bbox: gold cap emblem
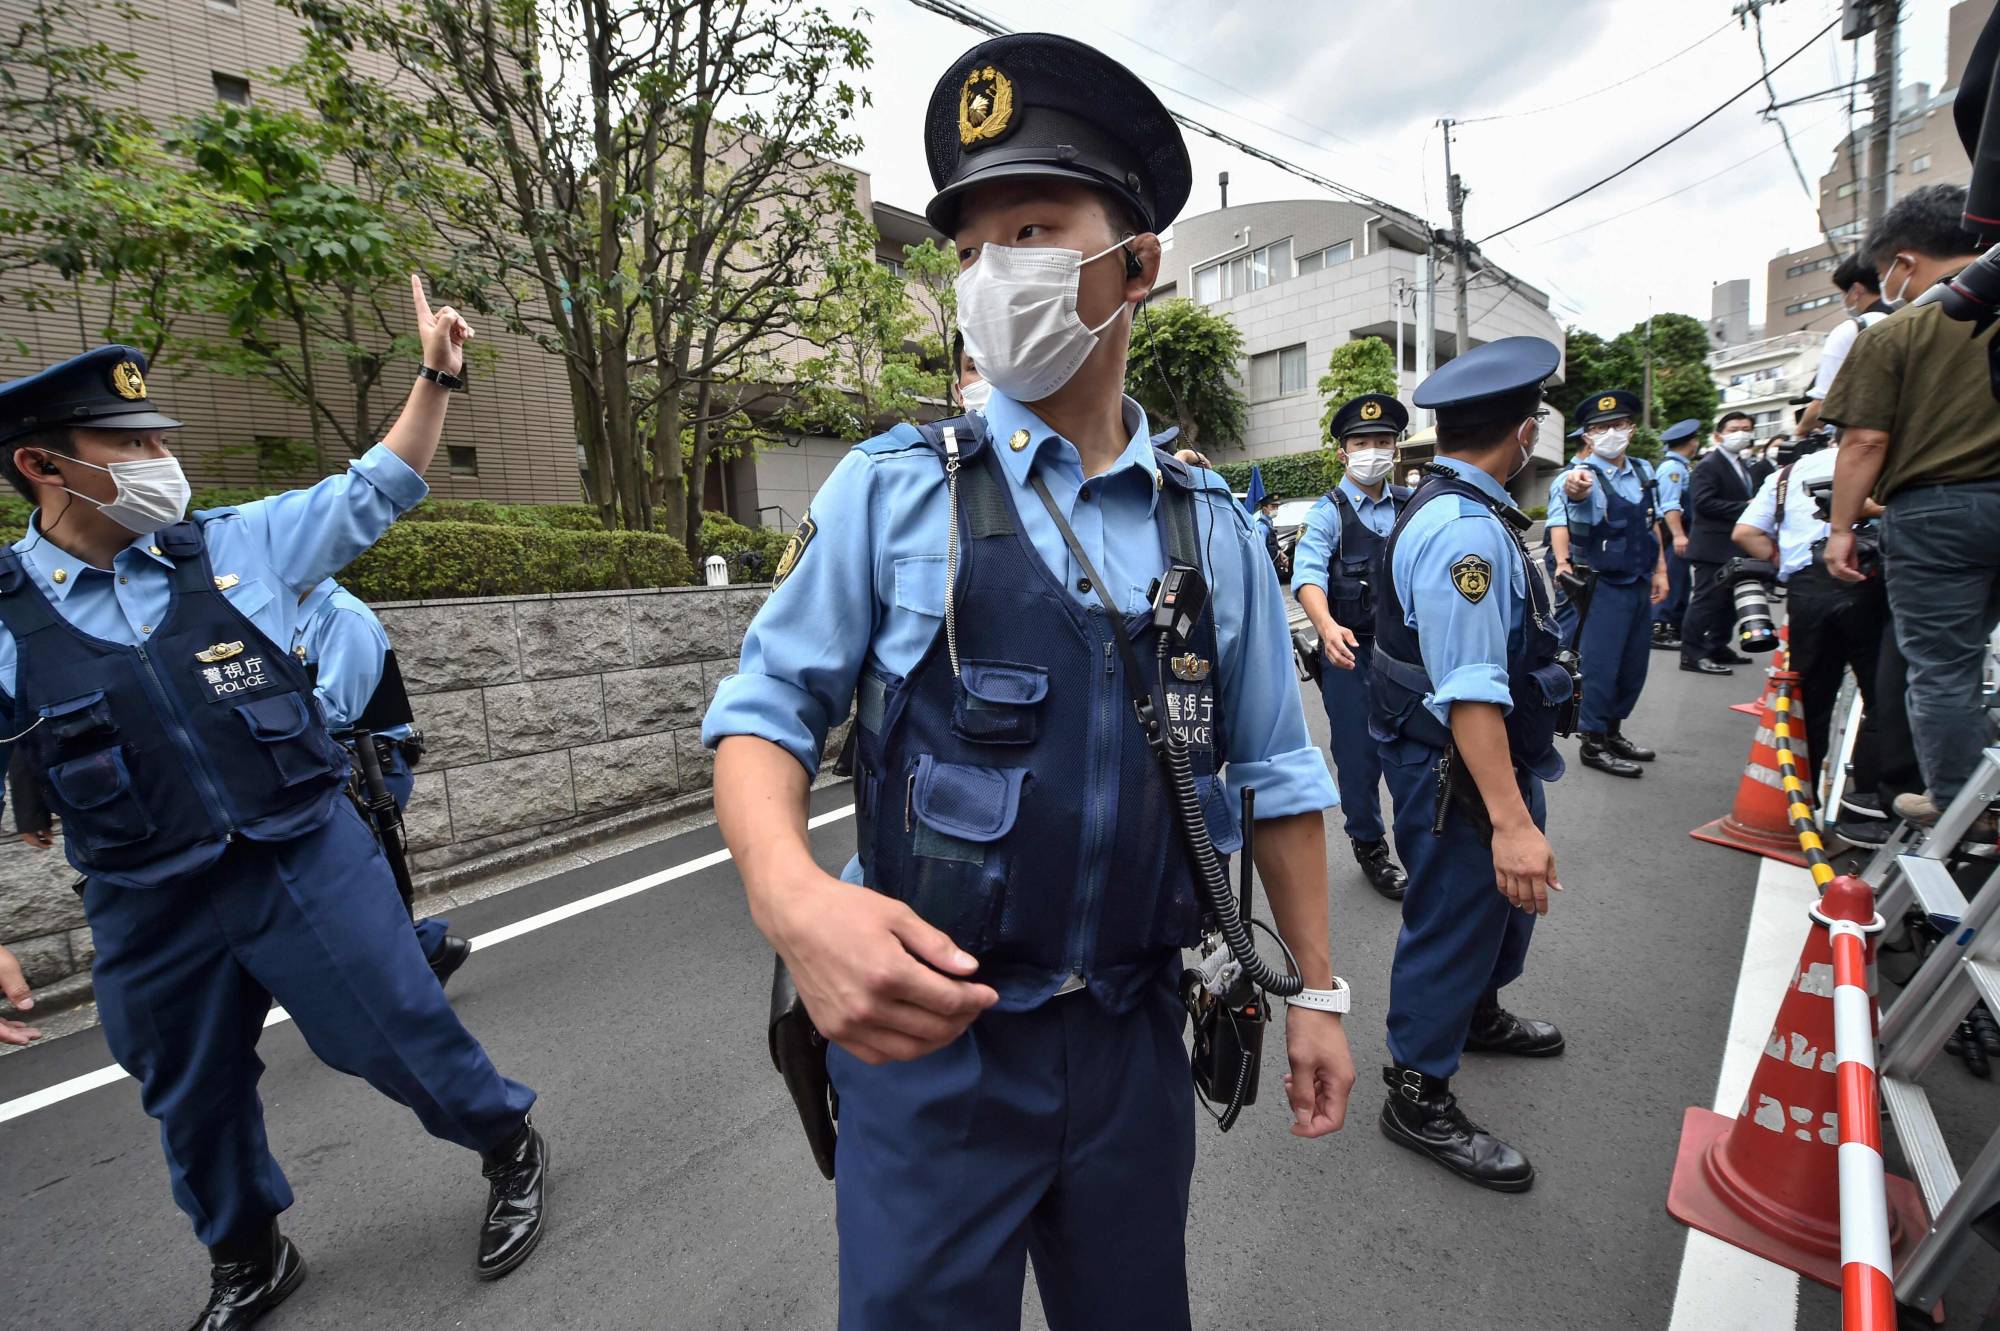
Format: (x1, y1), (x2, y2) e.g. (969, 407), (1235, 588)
(1597, 395), (1618, 413)
(111, 361), (147, 401)
(196, 640), (245, 664)
(958, 66), (1016, 146)
(1359, 400), (1383, 421)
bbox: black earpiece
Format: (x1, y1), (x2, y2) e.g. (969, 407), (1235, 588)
(37, 457), (61, 476)
(1123, 245), (1143, 280)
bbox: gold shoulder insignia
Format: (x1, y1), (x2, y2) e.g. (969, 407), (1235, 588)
(773, 513), (816, 588)
(1450, 555), (1493, 605)
(196, 640), (246, 664)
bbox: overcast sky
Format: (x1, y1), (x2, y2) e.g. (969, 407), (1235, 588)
(838, 0), (1959, 338)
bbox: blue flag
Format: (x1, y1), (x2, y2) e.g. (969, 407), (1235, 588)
(1243, 465), (1268, 514)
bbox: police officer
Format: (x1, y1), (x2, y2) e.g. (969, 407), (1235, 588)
(1371, 336), (1571, 1192)
(704, 34), (1354, 1329)
(1650, 418), (1700, 649)
(295, 576), (470, 984)
(1545, 389), (1671, 778)
(1293, 392), (1410, 900)
(0, 277), (547, 1328)
(1255, 494), (1283, 568)
(1543, 428), (1594, 648)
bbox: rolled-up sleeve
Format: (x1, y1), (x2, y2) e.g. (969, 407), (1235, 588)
(1210, 490), (1336, 819)
(1402, 515), (1516, 727)
(1654, 462), (1683, 515)
(702, 450), (877, 778)
(1544, 474), (1572, 529)
(1289, 498), (1339, 595)
(237, 444), (430, 596)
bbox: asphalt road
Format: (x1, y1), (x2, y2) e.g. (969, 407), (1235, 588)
(3, 657), (1996, 1330)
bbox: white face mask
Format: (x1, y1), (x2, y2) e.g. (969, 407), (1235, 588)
(1508, 420), (1537, 482)
(1718, 430), (1755, 454)
(52, 453), (191, 534)
(1879, 255), (1914, 309)
(1344, 446), (1395, 487)
(1591, 427), (1630, 462)
(956, 237), (1133, 402)
(958, 378), (992, 414)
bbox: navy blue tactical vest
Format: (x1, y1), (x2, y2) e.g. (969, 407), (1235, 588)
(0, 520), (348, 889)
(1570, 460), (1658, 585)
(1323, 484), (1408, 638)
(1368, 471), (1572, 781)
(850, 420), (1236, 1014)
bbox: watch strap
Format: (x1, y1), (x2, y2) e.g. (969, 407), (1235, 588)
(1284, 980), (1351, 1014)
(417, 364), (464, 391)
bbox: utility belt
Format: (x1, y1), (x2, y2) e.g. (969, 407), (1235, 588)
(356, 729), (425, 768)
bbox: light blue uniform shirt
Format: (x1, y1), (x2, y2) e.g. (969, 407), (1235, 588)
(1544, 452), (1674, 527)
(704, 386), (1337, 837)
(1737, 446), (1837, 582)
(1291, 475), (1398, 596)
(295, 578), (414, 740)
(1390, 456), (1536, 729)
(0, 445), (428, 705)
(1654, 451), (1693, 515)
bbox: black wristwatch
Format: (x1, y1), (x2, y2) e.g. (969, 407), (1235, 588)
(416, 364), (464, 392)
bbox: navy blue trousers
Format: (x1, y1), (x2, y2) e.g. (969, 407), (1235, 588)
(86, 801), (534, 1246)
(1382, 737), (1545, 1079)
(828, 971), (1194, 1330)
(1578, 577), (1653, 732)
(1653, 543), (1690, 628)
(1315, 639), (1387, 842)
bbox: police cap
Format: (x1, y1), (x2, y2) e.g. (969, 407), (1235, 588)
(1659, 418), (1701, 445)
(924, 34), (1192, 236)
(1412, 336), (1560, 430)
(0, 346), (182, 446)
(1575, 388), (1642, 426)
(1329, 393), (1408, 441)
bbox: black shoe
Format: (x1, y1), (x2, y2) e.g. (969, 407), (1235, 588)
(1713, 649), (1753, 665)
(1680, 658), (1733, 675)
(1378, 1067), (1534, 1193)
(429, 935), (472, 987)
(1650, 634), (1682, 652)
(1971, 1004), (2000, 1056)
(1464, 1000), (1566, 1057)
(189, 1223), (307, 1331)
(1830, 816), (1895, 849)
(1579, 734), (1643, 778)
(1948, 1021), (1993, 1079)
(1352, 840), (1407, 901)
(1602, 728), (1655, 763)
(478, 1117), (548, 1281)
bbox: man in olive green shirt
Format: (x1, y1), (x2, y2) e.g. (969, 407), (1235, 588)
(1824, 184), (2000, 820)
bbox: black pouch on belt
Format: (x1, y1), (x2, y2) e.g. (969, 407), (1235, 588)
(767, 956), (838, 1180)
(1433, 744), (1495, 846)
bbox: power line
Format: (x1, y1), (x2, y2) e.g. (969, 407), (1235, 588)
(1747, 2), (1838, 254)
(1477, 15), (1840, 246)
(1455, 17), (1737, 126)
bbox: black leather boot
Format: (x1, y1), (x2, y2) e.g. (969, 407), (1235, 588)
(1378, 1066), (1534, 1193)
(1971, 1003), (2000, 1055)
(1602, 725), (1655, 763)
(187, 1221), (306, 1331)
(1579, 733), (1643, 778)
(1352, 839), (1407, 901)
(1650, 623), (1681, 651)
(478, 1116), (548, 1280)
(1947, 1021), (1993, 1078)
(1464, 994), (1566, 1057)
(429, 935), (472, 987)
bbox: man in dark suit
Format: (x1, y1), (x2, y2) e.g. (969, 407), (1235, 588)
(1679, 410), (1761, 674)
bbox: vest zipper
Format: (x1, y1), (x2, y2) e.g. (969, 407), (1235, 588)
(1068, 613), (1117, 984)
(134, 644), (236, 841)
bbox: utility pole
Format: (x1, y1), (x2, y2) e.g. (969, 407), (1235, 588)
(1441, 118), (1471, 356)
(1865, 1), (1901, 232)
(1642, 301), (1656, 431)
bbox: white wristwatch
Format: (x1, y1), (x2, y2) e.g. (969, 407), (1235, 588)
(1284, 978), (1352, 1014)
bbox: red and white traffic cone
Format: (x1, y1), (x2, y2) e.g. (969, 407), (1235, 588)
(1731, 624), (1790, 717)
(1692, 670), (1810, 867)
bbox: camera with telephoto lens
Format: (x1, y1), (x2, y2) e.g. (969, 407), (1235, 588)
(1801, 478), (1884, 579)
(1717, 556), (1781, 653)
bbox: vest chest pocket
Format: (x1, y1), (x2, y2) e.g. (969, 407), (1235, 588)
(951, 662), (1049, 744)
(233, 692), (335, 787)
(902, 755), (1025, 953)
(38, 690), (117, 759)
(45, 746), (155, 850)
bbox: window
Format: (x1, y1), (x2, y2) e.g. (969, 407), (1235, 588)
(877, 256), (906, 278)
(1835, 181), (1861, 200)
(1784, 254), (1838, 279)
(1194, 237), (1293, 302)
(1829, 220), (1865, 240)
(1784, 293), (1839, 316)
(448, 446), (479, 476)
(1248, 343), (1309, 401)
(1910, 154), (1932, 174)
(1295, 240), (1354, 276)
(208, 0), (238, 10)
(212, 72), (250, 104)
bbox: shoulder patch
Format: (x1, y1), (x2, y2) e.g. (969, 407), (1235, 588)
(773, 513), (816, 587)
(1450, 553), (1493, 604)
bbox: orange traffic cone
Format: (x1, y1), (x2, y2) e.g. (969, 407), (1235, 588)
(1693, 670), (1812, 866)
(1667, 877), (1928, 1288)
(1731, 624), (1789, 716)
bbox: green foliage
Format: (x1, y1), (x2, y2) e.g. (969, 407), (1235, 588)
(698, 511), (789, 581)
(1551, 314), (1719, 435)
(1126, 299), (1248, 449)
(340, 522), (693, 601)
(1212, 452), (1341, 499)
(1524, 505), (1548, 522)
(1316, 338), (1399, 442)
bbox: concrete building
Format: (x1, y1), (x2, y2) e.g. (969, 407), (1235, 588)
(1708, 331), (1823, 439)
(1156, 198), (1567, 500)
(1709, 278), (1756, 351)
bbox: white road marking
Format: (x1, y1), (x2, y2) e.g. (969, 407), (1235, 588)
(0, 804), (856, 1125)
(1666, 855), (1818, 1331)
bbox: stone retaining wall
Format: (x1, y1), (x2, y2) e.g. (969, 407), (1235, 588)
(0, 583), (778, 996)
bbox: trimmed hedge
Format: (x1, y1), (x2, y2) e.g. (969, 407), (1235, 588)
(1213, 450), (1342, 499)
(341, 521), (693, 601)
(699, 511), (790, 582)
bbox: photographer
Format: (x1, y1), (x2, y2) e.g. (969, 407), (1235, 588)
(1796, 256), (1893, 443)
(1823, 183), (2000, 826)
(1731, 438), (1890, 839)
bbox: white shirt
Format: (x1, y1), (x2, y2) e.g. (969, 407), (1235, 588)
(1738, 448), (1838, 582)
(1809, 311), (1891, 399)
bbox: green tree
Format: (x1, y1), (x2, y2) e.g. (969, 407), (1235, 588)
(1552, 315), (1717, 438)
(902, 238), (958, 383)
(789, 247), (938, 442)
(1126, 298), (1247, 449)
(1315, 337), (1398, 442)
